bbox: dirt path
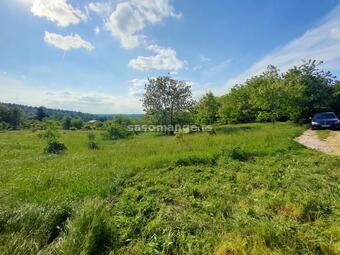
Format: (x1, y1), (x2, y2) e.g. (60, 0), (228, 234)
(295, 130), (340, 155)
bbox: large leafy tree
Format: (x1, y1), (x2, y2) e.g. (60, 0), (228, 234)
(250, 65), (286, 123)
(195, 92), (219, 125)
(283, 60), (334, 121)
(331, 81), (340, 115)
(219, 85), (256, 124)
(142, 76), (194, 132)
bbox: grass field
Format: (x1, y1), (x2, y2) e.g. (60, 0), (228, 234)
(0, 123), (339, 254)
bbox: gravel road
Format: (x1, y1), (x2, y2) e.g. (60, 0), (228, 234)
(295, 130), (340, 155)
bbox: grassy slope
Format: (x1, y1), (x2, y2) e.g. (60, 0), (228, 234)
(0, 123), (339, 254)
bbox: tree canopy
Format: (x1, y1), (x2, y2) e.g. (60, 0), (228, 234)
(142, 76), (194, 131)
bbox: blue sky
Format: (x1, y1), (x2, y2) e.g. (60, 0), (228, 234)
(1, 0), (340, 113)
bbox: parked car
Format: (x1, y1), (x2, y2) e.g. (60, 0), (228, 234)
(311, 112), (340, 130)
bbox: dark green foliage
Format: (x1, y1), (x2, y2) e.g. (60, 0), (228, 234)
(0, 104), (22, 129)
(0, 121), (10, 131)
(41, 129), (67, 154)
(8, 108), (21, 130)
(44, 142), (67, 154)
(35, 106), (49, 121)
(331, 81), (340, 115)
(62, 116), (72, 130)
(223, 147), (253, 161)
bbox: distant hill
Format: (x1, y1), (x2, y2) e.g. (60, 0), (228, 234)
(1, 102), (143, 121)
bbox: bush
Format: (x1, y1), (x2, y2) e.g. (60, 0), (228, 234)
(88, 132), (99, 150)
(44, 142), (67, 154)
(41, 129), (67, 154)
(222, 147), (252, 162)
(0, 121), (10, 131)
(103, 122), (130, 140)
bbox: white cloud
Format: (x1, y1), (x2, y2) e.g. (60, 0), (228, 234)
(94, 26), (101, 35)
(128, 44), (185, 71)
(193, 65), (202, 71)
(104, 0), (180, 49)
(187, 81), (215, 99)
(225, 4), (340, 88)
(200, 55), (211, 62)
(86, 1), (112, 17)
(31, 0), (87, 27)
(0, 74), (142, 114)
(128, 78), (147, 97)
(44, 32), (95, 51)
(203, 59), (232, 77)
(331, 27), (340, 39)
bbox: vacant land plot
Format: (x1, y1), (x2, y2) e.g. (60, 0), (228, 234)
(0, 123), (339, 254)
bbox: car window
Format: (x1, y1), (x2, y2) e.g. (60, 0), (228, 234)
(315, 113), (336, 120)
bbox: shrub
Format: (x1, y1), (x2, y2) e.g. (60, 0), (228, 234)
(0, 121), (10, 131)
(88, 132), (99, 150)
(44, 142), (67, 154)
(224, 147), (252, 162)
(103, 122), (130, 140)
(42, 129), (67, 154)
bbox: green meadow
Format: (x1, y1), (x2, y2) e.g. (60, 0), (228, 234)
(0, 123), (339, 254)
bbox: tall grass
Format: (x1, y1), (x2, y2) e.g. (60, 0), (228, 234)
(0, 123), (339, 254)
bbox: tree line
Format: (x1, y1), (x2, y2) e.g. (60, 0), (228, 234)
(142, 60), (340, 129)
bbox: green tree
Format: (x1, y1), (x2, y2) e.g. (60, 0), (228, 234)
(62, 116), (72, 130)
(0, 104), (10, 123)
(41, 128), (67, 154)
(219, 85), (256, 124)
(283, 60), (334, 122)
(103, 122), (130, 140)
(113, 115), (132, 126)
(331, 81), (340, 115)
(71, 118), (83, 130)
(250, 65), (286, 123)
(8, 108), (21, 129)
(195, 92), (219, 125)
(142, 76), (194, 133)
(36, 106), (48, 121)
